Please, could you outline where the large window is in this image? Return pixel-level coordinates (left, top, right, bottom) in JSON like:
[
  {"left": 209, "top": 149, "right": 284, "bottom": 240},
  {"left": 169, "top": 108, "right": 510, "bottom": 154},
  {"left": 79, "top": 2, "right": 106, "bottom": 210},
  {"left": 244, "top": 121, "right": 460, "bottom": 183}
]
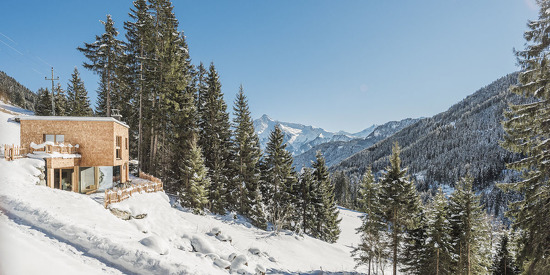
[
  {"left": 80, "top": 167, "right": 96, "bottom": 193},
  {"left": 116, "top": 136, "right": 122, "bottom": 159}
]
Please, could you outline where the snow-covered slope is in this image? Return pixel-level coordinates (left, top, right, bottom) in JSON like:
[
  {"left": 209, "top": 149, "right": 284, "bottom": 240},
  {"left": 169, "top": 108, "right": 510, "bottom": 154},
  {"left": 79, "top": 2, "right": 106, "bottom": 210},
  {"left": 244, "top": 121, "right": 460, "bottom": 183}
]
[
  {"left": 253, "top": 114, "right": 376, "bottom": 156},
  {"left": 0, "top": 157, "right": 370, "bottom": 274}
]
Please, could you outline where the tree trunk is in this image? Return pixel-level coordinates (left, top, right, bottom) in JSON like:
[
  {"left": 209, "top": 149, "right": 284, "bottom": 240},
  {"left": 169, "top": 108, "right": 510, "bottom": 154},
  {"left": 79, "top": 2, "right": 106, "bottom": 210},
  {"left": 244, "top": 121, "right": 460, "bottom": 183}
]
[
  {"left": 436, "top": 247, "right": 439, "bottom": 275},
  {"left": 106, "top": 68, "right": 111, "bottom": 117},
  {"left": 137, "top": 42, "right": 143, "bottom": 172},
  {"left": 393, "top": 209, "right": 397, "bottom": 275},
  {"left": 368, "top": 259, "right": 371, "bottom": 275},
  {"left": 467, "top": 242, "right": 471, "bottom": 275}
]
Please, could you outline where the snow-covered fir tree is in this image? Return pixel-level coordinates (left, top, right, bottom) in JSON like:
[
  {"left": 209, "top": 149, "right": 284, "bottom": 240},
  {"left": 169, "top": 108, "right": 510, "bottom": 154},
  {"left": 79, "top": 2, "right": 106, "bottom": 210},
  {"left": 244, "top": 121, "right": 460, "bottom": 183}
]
[
  {"left": 123, "top": 0, "right": 153, "bottom": 166},
  {"left": 66, "top": 67, "right": 93, "bottom": 116},
  {"left": 78, "top": 14, "right": 124, "bottom": 117},
  {"left": 378, "top": 142, "right": 420, "bottom": 275},
  {"left": 53, "top": 83, "right": 67, "bottom": 116},
  {"left": 297, "top": 168, "right": 316, "bottom": 235},
  {"left": 231, "top": 85, "right": 266, "bottom": 229},
  {"left": 311, "top": 151, "right": 341, "bottom": 243},
  {"left": 333, "top": 171, "right": 351, "bottom": 207},
  {"left": 198, "top": 63, "right": 232, "bottom": 215},
  {"left": 259, "top": 125, "right": 297, "bottom": 232},
  {"left": 448, "top": 176, "right": 492, "bottom": 275},
  {"left": 353, "top": 168, "right": 388, "bottom": 275},
  {"left": 178, "top": 135, "right": 209, "bottom": 214},
  {"left": 500, "top": 1, "right": 550, "bottom": 273},
  {"left": 491, "top": 234, "right": 518, "bottom": 275},
  {"left": 35, "top": 87, "right": 52, "bottom": 116},
  {"left": 401, "top": 187, "right": 453, "bottom": 275}
]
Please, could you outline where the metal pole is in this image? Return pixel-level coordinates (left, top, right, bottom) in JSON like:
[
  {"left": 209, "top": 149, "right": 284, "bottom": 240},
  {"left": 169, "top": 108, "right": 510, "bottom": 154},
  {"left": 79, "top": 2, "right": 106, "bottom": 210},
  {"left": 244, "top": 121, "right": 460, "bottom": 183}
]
[{"left": 45, "top": 67, "right": 59, "bottom": 116}]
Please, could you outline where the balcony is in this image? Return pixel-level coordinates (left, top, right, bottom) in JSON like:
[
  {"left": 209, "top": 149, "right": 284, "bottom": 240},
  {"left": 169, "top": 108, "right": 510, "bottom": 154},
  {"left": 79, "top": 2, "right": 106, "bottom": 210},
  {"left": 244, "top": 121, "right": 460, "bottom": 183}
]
[{"left": 28, "top": 141, "right": 81, "bottom": 159}]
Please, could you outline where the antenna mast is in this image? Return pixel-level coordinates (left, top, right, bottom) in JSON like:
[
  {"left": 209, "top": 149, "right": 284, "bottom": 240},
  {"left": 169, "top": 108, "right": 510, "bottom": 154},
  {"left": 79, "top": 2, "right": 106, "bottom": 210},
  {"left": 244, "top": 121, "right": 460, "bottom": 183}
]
[{"left": 45, "top": 67, "right": 59, "bottom": 116}]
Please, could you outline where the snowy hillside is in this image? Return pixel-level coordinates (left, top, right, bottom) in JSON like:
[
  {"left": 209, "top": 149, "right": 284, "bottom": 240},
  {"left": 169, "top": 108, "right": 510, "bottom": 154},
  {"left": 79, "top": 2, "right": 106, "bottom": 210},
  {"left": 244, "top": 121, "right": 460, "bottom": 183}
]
[
  {"left": 0, "top": 158, "right": 371, "bottom": 274},
  {"left": 0, "top": 110, "right": 377, "bottom": 274},
  {"left": 253, "top": 114, "right": 376, "bottom": 156}
]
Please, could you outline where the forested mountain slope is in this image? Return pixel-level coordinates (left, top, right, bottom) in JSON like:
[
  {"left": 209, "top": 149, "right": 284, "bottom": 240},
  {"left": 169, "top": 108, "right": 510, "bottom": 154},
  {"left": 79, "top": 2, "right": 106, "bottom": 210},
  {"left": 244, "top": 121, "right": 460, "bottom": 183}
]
[
  {"left": 330, "top": 73, "right": 522, "bottom": 217},
  {"left": 293, "top": 118, "right": 419, "bottom": 169},
  {"left": 0, "top": 71, "right": 36, "bottom": 111}
]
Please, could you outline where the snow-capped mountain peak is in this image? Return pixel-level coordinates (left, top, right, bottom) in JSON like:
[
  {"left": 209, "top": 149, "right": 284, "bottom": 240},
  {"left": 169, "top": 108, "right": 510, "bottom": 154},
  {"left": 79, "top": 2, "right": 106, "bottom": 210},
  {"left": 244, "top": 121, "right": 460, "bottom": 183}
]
[{"left": 253, "top": 114, "right": 376, "bottom": 156}]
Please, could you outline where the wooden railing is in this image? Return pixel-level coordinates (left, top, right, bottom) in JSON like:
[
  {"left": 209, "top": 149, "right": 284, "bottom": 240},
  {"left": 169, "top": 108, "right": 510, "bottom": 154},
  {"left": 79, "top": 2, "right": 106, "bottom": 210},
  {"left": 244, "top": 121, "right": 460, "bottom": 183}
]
[
  {"left": 139, "top": 171, "right": 162, "bottom": 184},
  {"left": 32, "top": 143, "right": 79, "bottom": 154},
  {"left": 104, "top": 180, "right": 164, "bottom": 208},
  {"left": 3, "top": 144, "right": 27, "bottom": 161}
]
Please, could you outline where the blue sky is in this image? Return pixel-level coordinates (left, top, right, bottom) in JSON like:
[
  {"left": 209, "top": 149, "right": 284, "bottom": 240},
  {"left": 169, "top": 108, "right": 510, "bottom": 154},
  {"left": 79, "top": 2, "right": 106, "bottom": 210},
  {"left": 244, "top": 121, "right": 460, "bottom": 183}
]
[{"left": 0, "top": 0, "right": 538, "bottom": 132}]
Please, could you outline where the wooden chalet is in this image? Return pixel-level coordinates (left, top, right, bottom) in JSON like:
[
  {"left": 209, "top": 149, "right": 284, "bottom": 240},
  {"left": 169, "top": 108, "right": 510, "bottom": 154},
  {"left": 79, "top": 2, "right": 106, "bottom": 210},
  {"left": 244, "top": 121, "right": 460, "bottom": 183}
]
[{"left": 15, "top": 115, "right": 130, "bottom": 194}]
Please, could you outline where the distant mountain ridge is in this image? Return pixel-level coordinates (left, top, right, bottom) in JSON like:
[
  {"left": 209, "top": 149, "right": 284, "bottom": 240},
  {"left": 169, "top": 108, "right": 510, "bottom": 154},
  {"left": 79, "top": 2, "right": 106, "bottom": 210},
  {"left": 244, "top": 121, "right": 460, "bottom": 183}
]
[
  {"left": 293, "top": 118, "right": 419, "bottom": 169},
  {"left": 253, "top": 114, "right": 377, "bottom": 156},
  {"left": 330, "top": 73, "right": 522, "bottom": 218}
]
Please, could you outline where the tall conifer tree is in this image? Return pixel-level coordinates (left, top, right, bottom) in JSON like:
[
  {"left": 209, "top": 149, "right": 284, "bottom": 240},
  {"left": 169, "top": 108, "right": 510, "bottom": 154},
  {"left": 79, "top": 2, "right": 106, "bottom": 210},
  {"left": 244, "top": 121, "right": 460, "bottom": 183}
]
[
  {"left": 353, "top": 168, "right": 387, "bottom": 275},
  {"left": 501, "top": 1, "right": 550, "bottom": 273},
  {"left": 259, "top": 125, "right": 297, "bottom": 232},
  {"left": 53, "top": 83, "right": 67, "bottom": 116},
  {"left": 448, "top": 176, "right": 492, "bottom": 275},
  {"left": 198, "top": 63, "right": 232, "bottom": 214},
  {"left": 378, "top": 142, "right": 420, "bottom": 275},
  {"left": 231, "top": 85, "right": 266, "bottom": 228},
  {"left": 312, "top": 151, "right": 341, "bottom": 243},
  {"left": 66, "top": 67, "right": 93, "bottom": 116},
  {"left": 35, "top": 88, "right": 52, "bottom": 116},
  {"left": 78, "top": 14, "right": 124, "bottom": 117}
]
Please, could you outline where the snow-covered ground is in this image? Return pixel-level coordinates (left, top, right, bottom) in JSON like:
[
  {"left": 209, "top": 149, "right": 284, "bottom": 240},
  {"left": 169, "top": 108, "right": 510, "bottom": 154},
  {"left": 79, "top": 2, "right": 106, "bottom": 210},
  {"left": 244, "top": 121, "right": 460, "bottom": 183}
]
[
  {"left": 0, "top": 157, "right": 369, "bottom": 274},
  {"left": 0, "top": 107, "right": 376, "bottom": 274}
]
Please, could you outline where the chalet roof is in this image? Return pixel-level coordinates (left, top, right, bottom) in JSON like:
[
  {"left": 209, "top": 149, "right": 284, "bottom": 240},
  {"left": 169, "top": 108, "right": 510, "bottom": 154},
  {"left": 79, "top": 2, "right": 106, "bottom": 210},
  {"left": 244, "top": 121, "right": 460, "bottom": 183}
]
[{"left": 14, "top": 116, "right": 129, "bottom": 128}]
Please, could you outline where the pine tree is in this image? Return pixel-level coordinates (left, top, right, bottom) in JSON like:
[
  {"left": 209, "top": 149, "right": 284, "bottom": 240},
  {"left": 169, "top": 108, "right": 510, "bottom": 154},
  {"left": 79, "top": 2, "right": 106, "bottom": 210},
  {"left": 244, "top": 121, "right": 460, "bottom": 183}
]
[
  {"left": 35, "top": 88, "right": 52, "bottom": 116},
  {"left": 66, "top": 67, "right": 93, "bottom": 116},
  {"left": 492, "top": 234, "right": 518, "bottom": 275},
  {"left": 198, "top": 63, "right": 232, "bottom": 215},
  {"left": 123, "top": 0, "right": 154, "bottom": 166},
  {"left": 400, "top": 209, "right": 429, "bottom": 275},
  {"left": 298, "top": 168, "right": 316, "bottom": 235},
  {"left": 179, "top": 135, "right": 209, "bottom": 214},
  {"left": 378, "top": 142, "right": 420, "bottom": 275},
  {"left": 353, "top": 168, "right": 387, "bottom": 275},
  {"left": 78, "top": 14, "right": 125, "bottom": 117},
  {"left": 333, "top": 171, "right": 351, "bottom": 207},
  {"left": 259, "top": 125, "right": 297, "bottom": 232},
  {"left": 402, "top": 188, "right": 453, "bottom": 275},
  {"left": 53, "top": 83, "right": 67, "bottom": 116},
  {"left": 500, "top": 1, "right": 550, "bottom": 273},
  {"left": 448, "top": 176, "right": 492, "bottom": 275},
  {"left": 312, "top": 151, "right": 341, "bottom": 243},
  {"left": 425, "top": 188, "right": 453, "bottom": 275},
  {"left": 231, "top": 85, "right": 266, "bottom": 228}
]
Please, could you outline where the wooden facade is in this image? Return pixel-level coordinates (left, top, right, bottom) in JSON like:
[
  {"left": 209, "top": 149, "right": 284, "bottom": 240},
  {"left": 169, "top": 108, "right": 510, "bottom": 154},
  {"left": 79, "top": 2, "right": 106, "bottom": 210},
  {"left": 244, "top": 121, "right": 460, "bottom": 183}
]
[{"left": 18, "top": 116, "right": 130, "bottom": 193}]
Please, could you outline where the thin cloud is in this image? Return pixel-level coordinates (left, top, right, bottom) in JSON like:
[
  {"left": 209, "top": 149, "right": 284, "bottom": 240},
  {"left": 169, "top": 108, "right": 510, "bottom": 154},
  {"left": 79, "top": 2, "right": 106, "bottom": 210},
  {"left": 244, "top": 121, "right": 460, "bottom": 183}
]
[
  {"left": 0, "top": 38, "right": 23, "bottom": 55},
  {"left": 0, "top": 32, "right": 17, "bottom": 44}
]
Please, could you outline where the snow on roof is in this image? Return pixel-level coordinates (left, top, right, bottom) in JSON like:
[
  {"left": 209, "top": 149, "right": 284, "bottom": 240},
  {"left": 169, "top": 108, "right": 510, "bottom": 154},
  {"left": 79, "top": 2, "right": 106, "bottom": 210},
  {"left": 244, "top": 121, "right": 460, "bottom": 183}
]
[{"left": 15, "top": 116, "right": 129, "bottom": 128}]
